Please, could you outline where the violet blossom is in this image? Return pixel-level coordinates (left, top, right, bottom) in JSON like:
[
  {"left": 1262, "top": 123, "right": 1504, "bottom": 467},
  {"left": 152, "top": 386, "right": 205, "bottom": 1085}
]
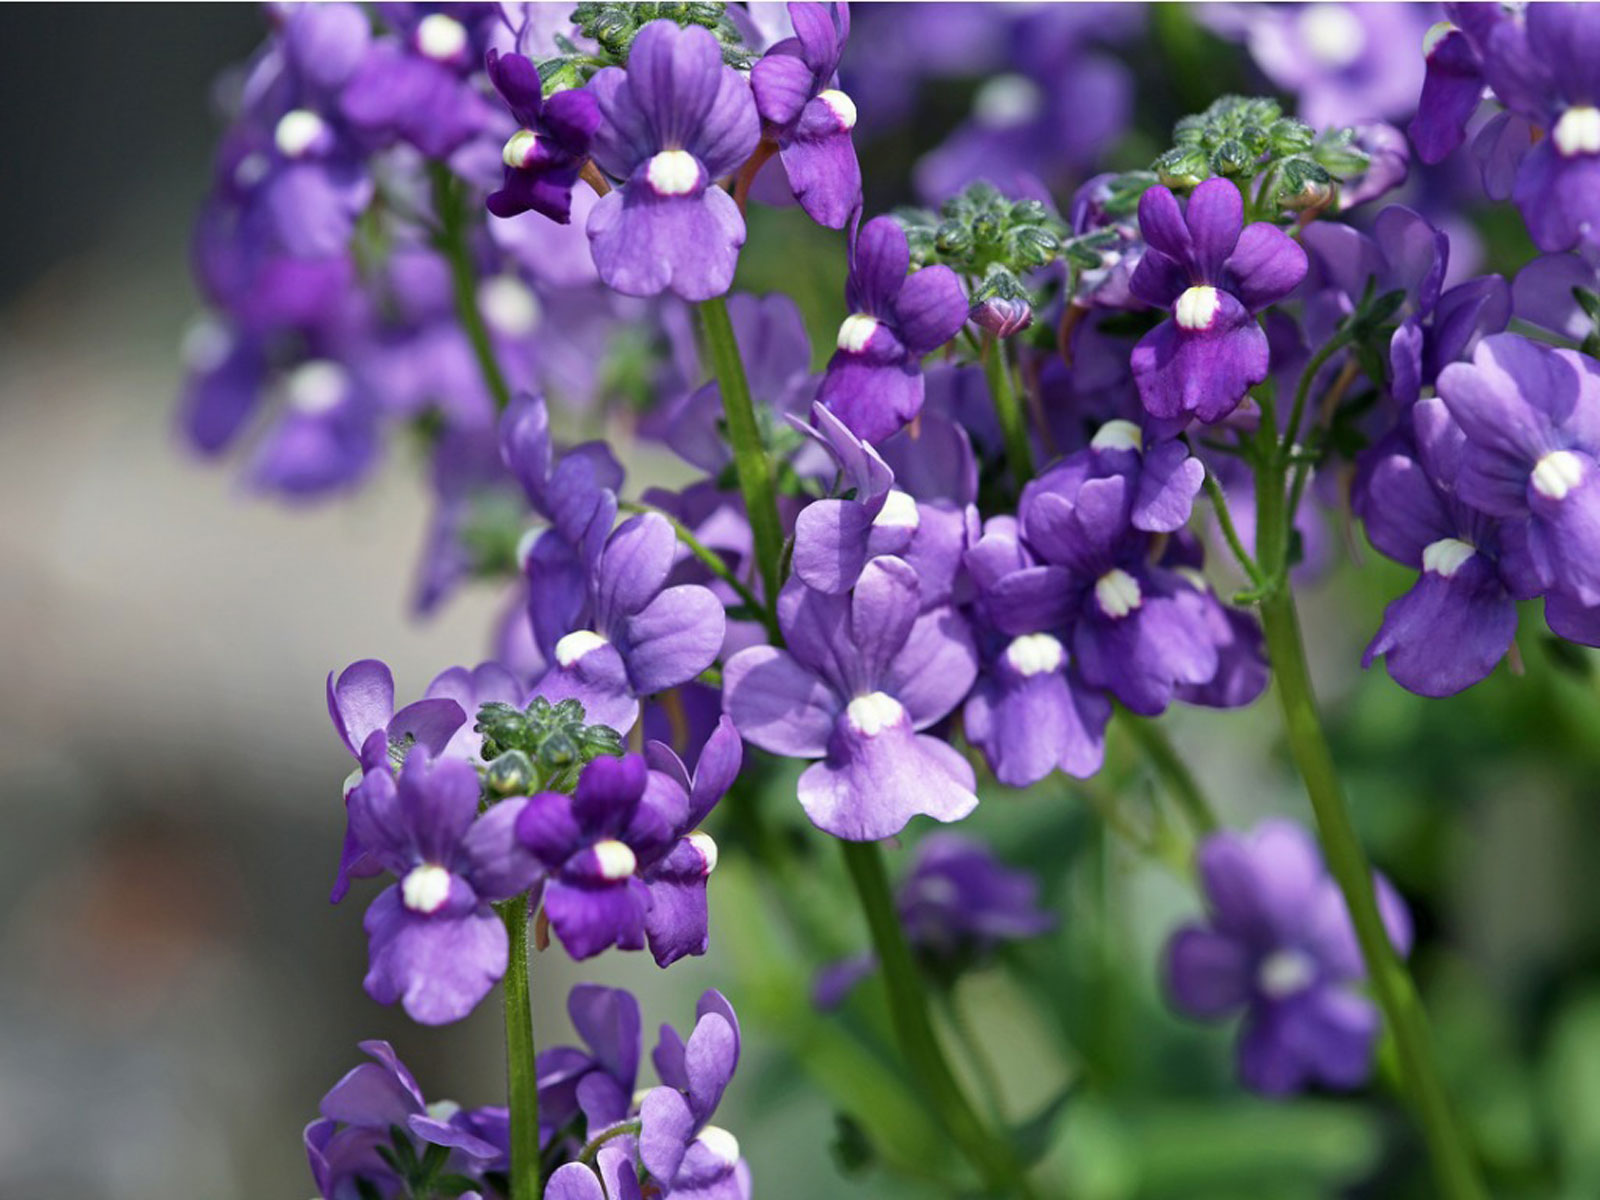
[
  {"left": 639, "top": 990, "right": 751, "bottom": 1200},
  {"left": 484, "top": 48, "right": 602, "bottom": 223}
]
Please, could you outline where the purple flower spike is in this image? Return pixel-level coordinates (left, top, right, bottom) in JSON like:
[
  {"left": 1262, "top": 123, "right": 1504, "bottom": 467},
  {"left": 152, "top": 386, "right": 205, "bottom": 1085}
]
[
  {"left": 349, "top": 751, "right": 541, "bottom": 1024},
  {"left": 1129, "top": 179, "right": 1308, "bottom": 425},
  {"left": 818, "top": 216, "right": 969, "bottom": 443},
  {"left": 751, "top": 2, "right": 861, "bottom": 229},
  {"left": 485, "top": 49, "right": 602, "bottom": 223},
  {"left": 723, "top": 557, "right": 980, "bottom": 841},
  {"left": 639, "top": 991, "right": 748, "bottom": 1199},
  {"left": 586, "top": 21, "right": 761, "bottom": 299},
  {"left": 1164, "top": 820, "right": 1412, "bottom": 1097}
]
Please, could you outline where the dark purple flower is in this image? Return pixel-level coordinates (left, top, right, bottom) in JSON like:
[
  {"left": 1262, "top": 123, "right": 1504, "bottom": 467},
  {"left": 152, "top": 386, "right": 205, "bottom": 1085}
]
[
  {"left": 750, "top": 2, "right": 861, "bottom": 229},
  {"left": 586, "top": 21, "right": 761, "bottom": 299},
  {"left": 1164, "top": 820, "right": 1412, "bottom": 1097},
  {"left": 1513, "top": 247, "right": 1600, "bottom": 344},
  {"left": 350, "top": 749, "right": 540, "bottom": 1024},
  {"left": 1410, "top": 4, "right": 1508, "bottom": 165},
  {"left": 1129, "top": 179, "right": 1308, "bottom": 425},
  {"left": 723, "top": 557, "right": 979, "bottom": 841},
  {"left": 484, "top": 49, "right": 602, "bottom": 223},
  {"left": 639, "top": 991, "right": 749, "bottom": 1200},
  {"left": 817, "top": 216, "right": 969, "bottom": 442}
]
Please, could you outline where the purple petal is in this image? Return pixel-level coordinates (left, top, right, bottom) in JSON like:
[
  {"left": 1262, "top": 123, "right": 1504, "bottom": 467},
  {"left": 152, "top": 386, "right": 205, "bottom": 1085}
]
[
  {"left": 722, "top": 646, "right": 840, "bottom": 757},
  {"left": 639, "top": 1086, "right": 696, "bottom": 1184},
  {"left": 460, "top": 798, "right": 542, "bottom": 901},
  {"left": 625, "top": 584, "right": 727, "bottom": 694},
  {"left": 588, "top": 186, "right": 746, "bottom": 301},
  {"left": 799, "top": 722, "right": 977, "bottom": 841},
  {"left": 569, "top": 982, "right": 643, "bottom": 1091},
  {"left": 329, "top": 660, "right": 395, "bottom": 757},
  {"left": 363, "top": 889, "right": 507, "bottom": 1025},
  {"left": 544, "top": 875, "right": 650, "bottom": 959},
  {"left": 893, "top": 265, "right": 968, "bottom": 355},
  {"left": 848, "top": 216, "right": 910, "bottom": 315},
  {"left": 780, "top": 118, "right": 861, "bottom": 230},
  {"left": 544, "top": 1163, "right": 607, "bottom": 1200},
  {"left": 1132, "top": 299, "right": 1270, "bottom": 425},
  {"left": 597, "top": 512, "right": 677, "bottom": 625},
  {"left": 1136, "top": 185, "right": 1194, "bottom": 265},
  {"left": 1164, "top": 926, "right": 1252, "bottom": 1019},
  {"left": 883, "top": 605, "right": 980, "bottom": 728},
  {"left": 1224, "top": 222, "right": 1308, "bottom": 314},
  {"left": 1185, "top": 178, "right": 1244, "bottom": 280},
  {"left": 1363, "top": 556, "right": 1517, "bottom": 696}
]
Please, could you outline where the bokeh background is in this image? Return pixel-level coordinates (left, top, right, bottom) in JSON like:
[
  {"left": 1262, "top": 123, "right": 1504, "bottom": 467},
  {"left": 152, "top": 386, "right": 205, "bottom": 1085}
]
[{"left": 4, "top": 5, "right": 1600, "bottom": 1198}]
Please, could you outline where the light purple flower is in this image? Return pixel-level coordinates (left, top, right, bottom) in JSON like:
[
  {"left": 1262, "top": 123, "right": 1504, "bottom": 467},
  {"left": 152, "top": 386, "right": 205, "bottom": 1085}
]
[
  {"left": 1164, "top": 820, "right": 1412, "bottom": 1097},
  {"left": 350, "top": 750, "right": 540, "bottom": 1024},
  {"left": 1129, "top": 178, "right": 1308, "bottom": 425},
  {"left": 723, "top": 557, "right": 979, "bottom": 841},
  {"left": 586, "top": 21, "right": 761, "bottom": 299},
  {"left": 639, "top": 990, "right": 750, "bottom": 1200},
  {"left": 750, "top": 2, "right": 861, "bottom": 229},
  {"left": 818, "top": 216, "right": 969, "bottom": 442},
  {"left": 538, "top": 983, "right": 642, "bottom": 1146}
]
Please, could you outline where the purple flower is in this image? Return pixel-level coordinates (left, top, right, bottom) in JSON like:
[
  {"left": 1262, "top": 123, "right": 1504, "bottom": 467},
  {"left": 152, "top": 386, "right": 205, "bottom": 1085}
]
[
  {"left": 1436, "top": 334, "right": 1600, "bottom": 607},
  {"left": 538, "top": 983, "right": 642, "bottom": 1146},
  {"left": 639, "top": 990, "right": 750, "bottom": 1200},
  {"left": 515, "top": 743, "right": 729, "bottom": 965},
  {"left": 484, "top": 49, "right": 602, "bottom": 223},
  {"left": 349, "top": 750, "right": 540, "bottom": 1024},
  {"left": 1164, "top": 820, "right": 1412, "bottom": 1097},
  {"left": 585, "top": 21, "right": 761, "bottom": 299},
  {"left": 546, "top": 1147, "right": 645, "bottom": 1200},
  {"left": 1513, "top": 247, "right": 1600, "bottom": 344},
  {"left": 1129, "top": 179, "right": 1307, "bottom": 425},
  {"left": 723, "top": 557, "right": 979, "bottom": 841},
  {"left": 1410, "top": 4, "right": 1509, "bottom": 165},
  {"left": 750, "top": 2, "right": 861, "bottom": 229},
  {"left": 817, "top": 216, "right": 969, "bottom": 443}
]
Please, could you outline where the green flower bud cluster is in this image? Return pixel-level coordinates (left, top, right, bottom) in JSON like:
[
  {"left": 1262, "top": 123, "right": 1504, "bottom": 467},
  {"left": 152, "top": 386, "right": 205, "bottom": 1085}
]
[
  {"left": 476, "top": 696, "right": 625, "bottom": 794},
  {"left": 897, "top": 182, "right": 1066, "bottom": 279}
]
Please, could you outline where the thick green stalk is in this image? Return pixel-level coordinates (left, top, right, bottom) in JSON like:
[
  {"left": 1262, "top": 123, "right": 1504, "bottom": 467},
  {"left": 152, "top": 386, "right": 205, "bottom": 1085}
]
[
  {"left": 497, "top": 895, "right": 541, "bottom": 1200},
  {"left": 1254, "top": 459, "right": 1486, "bottom": 1200},
  {"left": 839, "top": 841, "right": 1036, "bottom": 1198},
  {"left": 698, "top": 296, "right": 785, "bottom": 610},
  {"left": 982, "top": 332, "right": 1035, "bottom": 486},
  {"left": 431, "top": 163, "right": 513, "bottom": 413}
]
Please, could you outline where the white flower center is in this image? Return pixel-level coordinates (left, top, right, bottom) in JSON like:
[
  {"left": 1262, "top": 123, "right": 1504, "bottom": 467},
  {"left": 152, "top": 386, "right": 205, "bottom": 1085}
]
[
  {"left": 873, "top": 489, "right": 920, "bottom": 530},
  {"left": 1175, "top": 285, "right": 1223, "bottom": 332},
  {"left": 274, "top": 109, "right": 326, "bottom": 158},
  {"left": 478, "top": 276, "right": 541, "bottom": 337},
  {"left": 1554, "top": 106, "right": 1600, "bottom": 158},
  {"left": 646, "top": 149, "right": 700, "bottom": 196},
  {"left": 1421, "top": 537, "right": 1475, "bottom": 578},
  {"left": 402, "top": 864, "right": 452, "bottom": 913},
  {"left": 846, "top": 691, "right": 906, "bottom": 738},
  {"left": 1257, "top": 948, "right": 1317, "bottom": 998},
  {"left": 1005, "top": 633, "right": 1065, "bottom": 677},
  {"left": 592, "top": 838, "right": 637, "bottom": 881},
  {"left": 416, "top": 13, "right": 468, "bottom": 61},
  {"left": 1532, "top": 449, "right": 1586, "bottom": 500},
  {"left": 836, "top": 312, "right": 880, "bottom": 354},
  {"left": 973, "top": 74, "right": 1042, "bottom": 127},
  {"left": 686, "top": 830, "right": 719, "bottom": 875},
  {"left": 515, "top": 526, "right": 541, "bottom": 570},
  {"left": 1422, "top": 20, "right": 1456, "bottom": 59},
  {"left": 1298, "top": 3, "right": 1366, "bottom": 68},
  {"left": 285, "top": 360, "right": 348, "bottom": 414},
  {"left": 555, "top": 629, "right": 608, "bottom": 667},
  {"left": 818, "top": 88, "right": 858, "bottom": 131},
  {"left": 502, "top": 128, "right": 539, "bottom": 169},
  {"left": 1091, "top": 419, "right": 1143, "bottom": 453},
  {"left": 696, "top": 1125, "right": 741, "bottom": 1167},
  {"left": 1094, "top": 569, "right": 1143, "bottom": 619}
]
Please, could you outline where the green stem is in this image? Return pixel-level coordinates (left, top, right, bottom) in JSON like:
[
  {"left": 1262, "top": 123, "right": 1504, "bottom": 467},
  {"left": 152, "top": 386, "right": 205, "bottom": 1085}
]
[
  {"left": 982, "top": 332, "right": 1035, "bottom": 486},
  {"left": 430, "top": 164, "right": 513, "bottom": 413},
  {"left": 578, "top": 1120, "right": 642, "bottom": 1166},
  {"left": 1254, "top": 454, "right": 1485, "bottom": 1200},
  {"left": 839, "top": 841, "right": 1035, "bottom": 1198},
  {"left": 497, "top": 895, "right": 541, "bottom": 1200},
  {"left": 1281, "top": 329, "right": 1351, "bottom": 462},
  {"left": 937, "top": 989, "right": 1008, "bottom": 1125},
  {"left": 1115, "top": 710, "right": 1220, "bottom": 835},
  {"left": 620, "top": 499, "right": 776, "bottom": 640},
  {"left": 698, "top": 296, "right": 785, "bottom": 611},
  {"left": 1197, "top": 464, "right": 1264, "bottom": 588}
]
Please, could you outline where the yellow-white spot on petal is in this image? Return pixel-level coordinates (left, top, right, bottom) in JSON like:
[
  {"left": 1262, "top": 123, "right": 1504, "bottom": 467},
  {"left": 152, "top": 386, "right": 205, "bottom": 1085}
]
[
  {"left": 402, "top": 863, "right": 452, "bottom": 913},
  {"left": 846, "top": 691, "right": 905, "bottom": 737},
  {"left": 502, "top": 128, "right": 539, "bottom": 168},
  {"left": 646, "top": 149, "right": 700, "bottom": 196},
  {"left": 836, "top": 312, "right": 880, "bottom": 353},
  {"left": 818, "top": 88, "right": 857, "bottom": 131},
  {"left": 1421, "top": 537, "right": 1475, "bottom": 578},
  {"left": 592, "top": 839, "right": 638, "bottom": 881},
  {"left": 285, "top": 360, "right": 348, "bottom": 414},
  {"left": 1175, "top": 285, "right": 1223, "bottom": 332},
  {"left": 1422, "top": 20, "right": 1457, "bottom": 58},
  {"left": 1532, "top": 449, "right": 1585, "bottom": 500},
  {"left": 1005, "top": 633, "right": 1065, "bottom": 677},
  {"left": 479, "top": 275, "right": 541, "bottom": 337},
  {"left": 696, "top": 1126, "right": 741, "bottom": 1167},
  {"left": 416, "top": 13, "right": 468, "bottom": 61},
  {"left": 1095, "top": 568, "right": 1143, "bottom": 619},
  {"left": 1091, "top": 419, "right": 1143, "bottom": 453},
  {"left": 555, "top": 629, "right": 608, "bottom": 667},
  {"left": 873, "top": 489, "right": 920, "bottom": 530},
  {"left": 275, "top": 109, "right": 326, "bottom": 158},
  {"left": 687, "top": 830, "right": 719, "bottom": 875},
  {"left": 1554, "top": 106, "right": 1600, "bottom": 158},
  {"left": 1299, "top": 3, "right": 1366, "bottom": 68},
  {"left": 1257, "top": 948, "right": 1316, "bottom": 998}
]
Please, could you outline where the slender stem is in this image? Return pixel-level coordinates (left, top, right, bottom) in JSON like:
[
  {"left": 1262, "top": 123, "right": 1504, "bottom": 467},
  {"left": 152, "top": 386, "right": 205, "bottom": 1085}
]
[
  {"left": 1281, "top": 330, "right": 1351, "bottom": 462},
  {"left": 1253, "top": 449, "right": 1485, "bottom": 1200},
  {"left": 497, "top": 895, "right": 541, "bottom": 1200},
  {"left": 1115, "top": 710, "right": 1220, "bottom": 835},
  {"left": 430, "top": 163, "right": 512, "bottom": 413},
  {"left": 578, "top": 1120, "right": 642, "bottom": 1166},
  {"left": 619, "top": 499, "right": 776, "bottom": 638},
  {"left": 1197, "top": 464, "right": 1264, "bottom": 588},
  {"left": 982, "top": 332, "right": 1035, "bottom": 486},
  {"left": 838, "top": 841, "right": 1035, "bottom": 1198},
  {"left": 698, "top": 296, "right": 786, "bottom": 612}
]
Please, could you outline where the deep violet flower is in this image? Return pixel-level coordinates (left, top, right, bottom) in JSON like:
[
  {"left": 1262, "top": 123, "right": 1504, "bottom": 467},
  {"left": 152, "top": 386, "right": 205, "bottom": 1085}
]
[
  {"left": 586, "top": 21, "right": 761, "bottom": 299},
  {"left": 349, "top": 749, "right": 540, "bottom": 1024},
  {"left": 750, "top": 2, "right": 861, "bottom": 229},
  {"left": 1410, "top": 4, "right": 1510, "bottom": 165},
  {"left": 485, "top": 49, "right": 602, "bottom": 223},
  {"left": 1164, "top": 820, "right": 1413, "bottom": 1097},
  {"left": 1129, "top": 178, "right": 1308, "bottom": 425},
  {"left": 817, "top": 215, "right": 969, "bottom": 443},
  {"left": 723, "top": 557, "right": 979, "bottom": 841}
]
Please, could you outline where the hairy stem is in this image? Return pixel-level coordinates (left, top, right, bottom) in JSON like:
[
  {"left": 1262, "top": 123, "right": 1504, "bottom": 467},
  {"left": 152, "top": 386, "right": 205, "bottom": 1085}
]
[
  {"left": 497, "top": 895, "right": 542, "bottom": 1200},
  {"left": 430, "top": 164, "right": 512, "bottom": 413}
]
